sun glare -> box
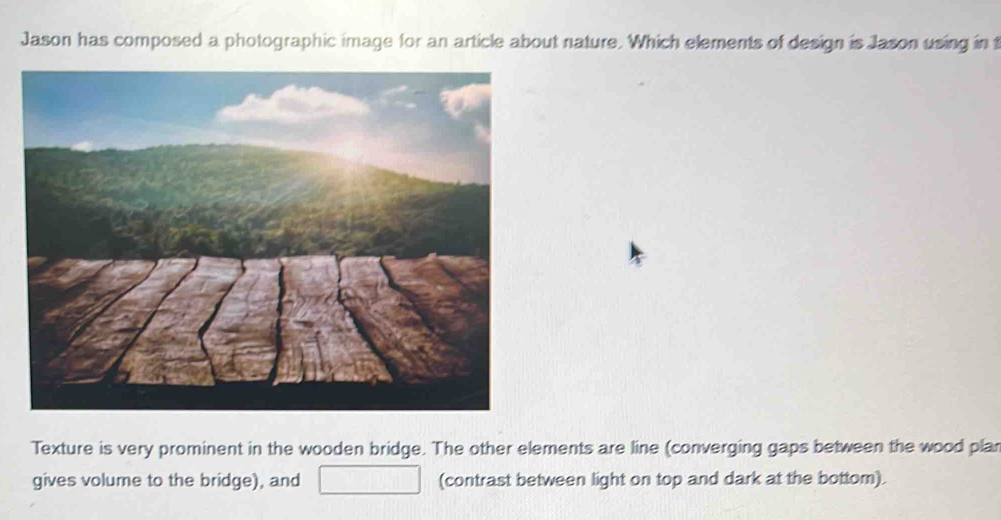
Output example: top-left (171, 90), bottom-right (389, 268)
top-left (333, 140), bottom-right (363, 163)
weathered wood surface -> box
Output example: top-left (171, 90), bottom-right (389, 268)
top-left (437, 255), bottom-right (490, 296)
top-left (46, 259), bottom-right (196, 384)
top-left (32, 260), bottom-right (155, 376)
top-left (40, 260), bottom-right (155, 346)
top-left (382, 256), bottom-right (490, 362)
top-left (30, 255), bottom-right (489, 387)
top-left (340, 257), bottom-right (471, 384)
top-left (27, 256), bottom-right (49, 275)
top-left (29, 259), bottom-right (112, 318)
top-left (115, 257), bottom-right (241, 386)
top-left (203, 259), bottom-right (280, 382)
top-left (275, 256), bottom-right (392, 385)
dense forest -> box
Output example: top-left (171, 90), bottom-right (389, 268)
top-left (24, 145), bottom-right (489, 260)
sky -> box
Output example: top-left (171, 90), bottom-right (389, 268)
top-left (22, 72), bottom-right (491, 184)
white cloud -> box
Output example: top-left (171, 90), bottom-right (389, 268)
top-left (71, 141), bottom-right (93, 152)
top-left (441, 83), bottom-right (491, 144)
top-left (381, 85), bottom-right (408, 97)
top-left (378, 85), bottom-right (413, 108)
top-left (475, 123), bottom-right (491, 144)
top-left (217, 84), bottom-right (370, 124)
top-left (376, 85), bottom-right (407, 106)
top-left (440, 83), bottom-right (491, 119)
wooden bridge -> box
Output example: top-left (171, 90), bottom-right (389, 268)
top-left (27, 254), bottom-right (489, 409)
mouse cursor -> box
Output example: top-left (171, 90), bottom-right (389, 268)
top-left (629, 241), bottom-right (646, 267)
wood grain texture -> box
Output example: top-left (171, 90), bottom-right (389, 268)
top-left (202, 259), bottom-right (280, 382)
top-left (274, 256), bottom-right (392, 385)
top-left (437, 255), bottom-right (490, 296)
top-left (40, 260), bottom-right (155, 345)
top-left (46, 259), bottom-right (195, 384)
top-left (33, 255), bottom-right (489, 388)
top-left (32, 260), bottom-right (155, 377)
top-left (115, 257), bottom-right (241, 386)
top-left (340, 257), bottom-right (471, 384)
top-left (29, 259), bottom-right (112, 319)
top-left (381, 256), bottom-right (489, 367)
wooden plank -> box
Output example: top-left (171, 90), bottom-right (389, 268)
top-left (202, 259), bottom-right (280, 382)
top-left (340, 257), bottom-right (471, 384)
top-left (39, 260), bottom-right (155, 345)
top-left (45, 259), bottom-right (195, 384)
top-left (27, 256), bottom-right (49, 275)
top-left (436, 256), bottom-right (490, 296)
top-left (381, 256), bottom-right (489, 366)
top-left (32, 260), bottom-right (155, 374)
top-left (275, 256), bottom-right (392, 385)
top-left (115, 257), bottom-right (241, 386)
top-left (29, 259), bottom-right (112, 318)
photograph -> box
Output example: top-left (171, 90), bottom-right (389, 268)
top-left (23, 71), bottom-right (490, 410)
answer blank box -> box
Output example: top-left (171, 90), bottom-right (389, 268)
top-left (318, 465), bottom-right (421, 495)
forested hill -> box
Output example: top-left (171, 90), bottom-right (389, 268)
top-left (24, 145), bottom-right (489, 260)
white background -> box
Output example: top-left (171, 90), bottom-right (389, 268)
top-left (2, 0), bottom-right (1000, 518)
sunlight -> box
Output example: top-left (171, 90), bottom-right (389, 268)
top-left (332, 140), bottom-right (363, 163)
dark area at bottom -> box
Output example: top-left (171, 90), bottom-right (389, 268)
top-left (32, 380), bottom-right (489, 411)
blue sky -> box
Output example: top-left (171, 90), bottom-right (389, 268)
top-left (23, 72), bottom-right (491, 184)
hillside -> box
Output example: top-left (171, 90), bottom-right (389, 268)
top-left (24, 145), bottom-right (490, 260)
